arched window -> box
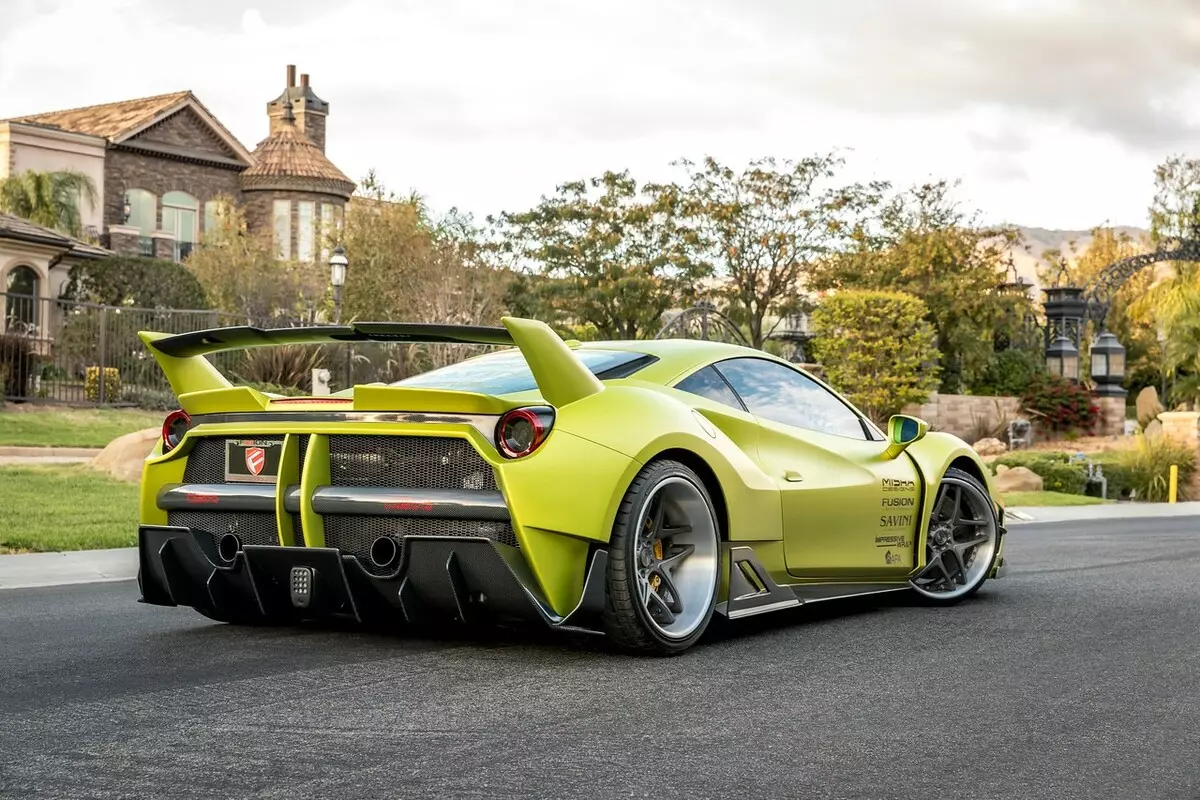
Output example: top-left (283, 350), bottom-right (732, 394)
top-left (124, 188), bottom-right (157, 235)
top-left (162, 191), bottom-right (198, 260)
top-left (5, 265), bottom-right (40, 328)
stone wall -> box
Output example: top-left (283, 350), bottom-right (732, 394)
top-left (240, 188), bottom-right (345, 260)
top-left (901, 392), bottom-right (1022, 441)
top-left (103, 148), bottom-right (242, 235)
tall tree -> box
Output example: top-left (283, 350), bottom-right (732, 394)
top-left (340, 175), bottom-right (510, 376)
top-left (490, 170), bottom-right (710, 341)
top-left (0, 169), bottom-right (97, 237)
top-left (185, 199), bottom-right (325, 324)
top-left (809, 180), bottom-right (1020, 393)
top-left (674, 154), bottom-right (879, 349)
top-left (1131, 156), bottom-right (1200, 325)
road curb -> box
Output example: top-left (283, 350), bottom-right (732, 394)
top-left (0, 446), bottom-right (102, 458)
top-left (1005, 501), bottom-right (1200, 525)
top-left (0, 548), bottom-right (137, 590)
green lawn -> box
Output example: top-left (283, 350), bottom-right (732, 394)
top-left (1001, 490), bottom-right (1111, 507)
top-left (0, 464), bottom-right (139, 552)
top-left (0, 407), bottom-right (163, 448)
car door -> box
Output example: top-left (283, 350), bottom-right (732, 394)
top-left (710, 357), bottom-right (923, 581)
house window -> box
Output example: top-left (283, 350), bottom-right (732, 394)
top-left (124, 188), bottom-right (156, 236)
top-left (5, 265), bottom-right (40, 328)
top-left (273, 199), bottom-right (291, 259)
top-left (297, 201), bottom-right (315, 263)
top-left (162, 191), bottom-right (198, 261)
top-left (319, 202), bottom-right (335, 261)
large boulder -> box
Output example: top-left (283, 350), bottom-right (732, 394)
top-left (972, 437), bottom-right (1007, 457)
top-left (90, 427), bottom-right (159, 482)
top-left (993, 465), bottom-right (1044, 493)
top-left (1136, 386), bottom-right (1164, 428)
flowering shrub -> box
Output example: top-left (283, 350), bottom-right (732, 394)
top-left (1020, 374), bottom-right (1098, 436)
top-left (84, 366), bottom-right (121, 403)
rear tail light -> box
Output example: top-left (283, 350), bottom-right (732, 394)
top-left (495, 406), bottom-right (554, 458)
top-left (162, 409), bottom-right (191, 452)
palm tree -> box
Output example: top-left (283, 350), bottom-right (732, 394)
top-left (0, 169), bottom-right (98, 238)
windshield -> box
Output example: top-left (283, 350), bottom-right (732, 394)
top-left (390, 348), bottom-right (655, 395)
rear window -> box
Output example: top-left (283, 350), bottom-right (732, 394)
top-left (391, 348), bottom-right (655, 395)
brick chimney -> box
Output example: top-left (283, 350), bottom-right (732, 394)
top-left (266, 64), bottom-right (330, 151)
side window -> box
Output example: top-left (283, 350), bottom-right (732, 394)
top-left (714, 358), bottom-right (867, 440)
top-left (675, 366), bottom-right (745, 411)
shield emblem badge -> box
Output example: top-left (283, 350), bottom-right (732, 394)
top-left (244, 446), bottom-right (266, 476)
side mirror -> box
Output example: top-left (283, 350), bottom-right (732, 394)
top-left (884, 414), bottom-right (928, 459)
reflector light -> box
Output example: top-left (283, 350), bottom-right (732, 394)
top-left (290, 566), bottom-right (315, 608)
top-left (495, 406), bottom-right (554, 458)
top-left (161, 410), bottom-right (191, 452)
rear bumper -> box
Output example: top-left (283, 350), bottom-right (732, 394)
top-left (138, 525), bottom-right (608, 632)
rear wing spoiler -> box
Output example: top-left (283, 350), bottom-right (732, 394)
top-left (138, 316), bottom-right (604, 409)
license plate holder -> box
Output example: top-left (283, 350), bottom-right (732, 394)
top-left (224, 439), bottom-right (283, 484)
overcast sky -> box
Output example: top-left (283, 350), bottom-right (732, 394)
top-left (3, 0), bottom-right (1199, 230)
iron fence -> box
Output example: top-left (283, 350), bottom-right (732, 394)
top-left (0, 292), bottom-right (501, 407)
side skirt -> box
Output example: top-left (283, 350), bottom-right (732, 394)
top-left (715, 546), bottom-right (910, 620)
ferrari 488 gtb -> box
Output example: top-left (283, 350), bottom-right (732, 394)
top-left (136, 316), bottom-right (1006, 654)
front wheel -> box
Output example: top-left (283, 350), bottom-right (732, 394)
top-left (603, 460), bottom-right (720, 655)
top-left (910, 467), bottom-right (1000, 604)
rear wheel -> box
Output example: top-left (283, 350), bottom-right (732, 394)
top-left (603, 460), bottom-right (720, 655)
top-left (910, 467), bottom-right (1000, 604)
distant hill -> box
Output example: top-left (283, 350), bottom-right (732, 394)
top-left (1006, 225), bottom-right (1151, 291)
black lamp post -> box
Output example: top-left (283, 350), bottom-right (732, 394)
top-left (1046, 334), bottom-right (1080, 381)
top-left (1043, 260), bottom-right (1085, 382)
top-left (122, 193), bottom-right (132, 224)
top-left (1090, 330), bottom-right (1127, 397)
top-left (329, 244), bottom-right (348, 325)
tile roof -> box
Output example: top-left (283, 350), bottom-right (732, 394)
top-left (241, 121), bottom-right (355, 197)
top-left (0, 212), bottom-right (111, 258)
top-left (5, 91), bottom-right (192, 141)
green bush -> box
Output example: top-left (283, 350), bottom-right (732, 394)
top-left (992, 451), bottom-right (1088, 494)
top-left (62, 256), bottom-right (209, 309)
top-left (1109, 435), bottom-right (1197, 502)
top-left (971, 348), bottom-right (1047, 397)
top-left (809, 289), bottom-right (941, 421)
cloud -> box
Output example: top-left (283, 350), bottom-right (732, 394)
top-left (730, 0), bottom-right (1200, 151)
top-left (0, 0), bottom-right (1194, 229)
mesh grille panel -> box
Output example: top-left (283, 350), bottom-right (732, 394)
top-left (182, 438), bottom-right (224, 483)
top-left (328, 435), bottom-right (496, 491)
top-left (182, 436), bottom-right (284, 483)
top-left (166, 509), bottom-right (280, 554)
top-left (324, 516), bottom-right (518, 576)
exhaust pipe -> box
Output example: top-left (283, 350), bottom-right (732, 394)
top-left (218, 533), bottom-right (242, 562)
top-left (370, 535), bottom-right (400, 569)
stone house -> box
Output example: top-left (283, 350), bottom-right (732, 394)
top-left (0, 65), bottom-right (354, 322)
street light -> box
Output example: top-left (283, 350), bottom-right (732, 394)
top-left (1089, 330), bottom-right (1126, 396)
top-left (1046, 334), bottom-right (1080, 382)
top-left (329, 244), bottom-right (348, 325)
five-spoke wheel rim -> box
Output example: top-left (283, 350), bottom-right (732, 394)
top-left (910, 476), bottom-right (998, 601)
top-left (633, 476), bottom-right (718, 640)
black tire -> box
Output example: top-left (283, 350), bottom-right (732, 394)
top-left (911, 467), bottom-right (1001, 606)
top-left (603, 459), bottom-right (720, 655)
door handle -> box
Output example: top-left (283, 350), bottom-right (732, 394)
top-left (784, 470), bottom-right (804, 483)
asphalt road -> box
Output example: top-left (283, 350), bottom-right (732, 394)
top-left (1, 520), bottom-right (1198, 800)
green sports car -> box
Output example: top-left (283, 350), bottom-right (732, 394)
top-left (136, 316), bottom-right (1007, 655)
